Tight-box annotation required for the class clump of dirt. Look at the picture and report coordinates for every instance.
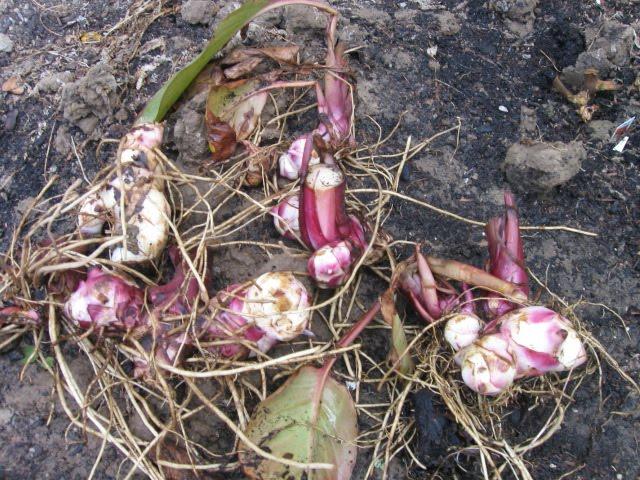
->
[181,0,218,25]
[34,71,74,95]
[503,140,586,192]
[169,91,210,166]
[561,20,636,88]
[490,0,538,37]
[60,63,118,135]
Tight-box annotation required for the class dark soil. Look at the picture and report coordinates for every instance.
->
[1,0,639,478]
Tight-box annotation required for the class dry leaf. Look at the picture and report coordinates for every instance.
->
[2,77,24,95]
[79,31,102,43]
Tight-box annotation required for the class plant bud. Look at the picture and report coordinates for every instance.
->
[315,42,354,147]
[78,192,107,236]
[63,268,144,332]
[444,313,483,351]
[124,123,164,150]
[307,240,354,288]
[455,334,516,396]
[278,137,320,180]
[110,188,171,263]
[270,194,300,239]
[485,192,529,317]
[498,306,587,377]
[300,163,364,251]
[244,272,310,342]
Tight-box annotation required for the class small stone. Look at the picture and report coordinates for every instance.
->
[0,408,12,426]
[54,125,72,155]
[432,11,461,36]
[77,116,99,135]
[351,6,391,24]
[428,59,440,72]
[0,33,13,53]
[562,20,636,89]
[490,0,538,37]
[181,0,216,25]
[35,71,74,94]
[3,110,18,131]
[15,196,36,216]
[498,105,509,112]
[114,108,129,122]
[170,91,210,165]
[61,63,117,136]
[169,36,192,54]
[502,141,586,192]
[587,120,615,143]
[284,5,326,33]
[519,105,537,139]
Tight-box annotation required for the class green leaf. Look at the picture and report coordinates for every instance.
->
[19,345,54,369]
[136,0,337,125]
[239,365,357,480]
[20,345,37,366]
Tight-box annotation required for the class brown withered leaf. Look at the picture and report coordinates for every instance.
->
[222,45,299,65]
[2,77,24,95]
[223,56,264,80]
[256,45,299,63]
[220,45,300,80]
[205,109,237,162]
[583,68,622,94]
[152,438,219,480]
[185,64,226,99]
[79,31,102,43]
[207,79,268,139]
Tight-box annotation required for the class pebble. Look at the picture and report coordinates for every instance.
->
[503,140,586,192]
[181,0,216,25]
[0,33,13,53]
[3,110,18,130]
[498,105,509,112]
[0,408,13,426]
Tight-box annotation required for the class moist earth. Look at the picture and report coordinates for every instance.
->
[1,0,639,479]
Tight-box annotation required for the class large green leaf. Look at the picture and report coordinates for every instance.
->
[239,365,357,480]
[136,0,336,125]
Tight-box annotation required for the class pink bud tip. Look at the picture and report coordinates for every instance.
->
[278,137,320,180]
[308,240,355,288]
[300,163,359,251]
[485,192,529,317]
[270,194,300,240]
[316,42,354,147]
[148,246,202,315]
[444,313,483,351]
[63,268,144,332]
[455,334,516,395]
[125,123,164,150]
[498,306,587,377]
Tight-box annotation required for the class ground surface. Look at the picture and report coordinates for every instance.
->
[1,0,639,478]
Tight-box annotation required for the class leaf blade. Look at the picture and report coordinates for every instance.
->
[240,365,357,480]
[136,0,336,125]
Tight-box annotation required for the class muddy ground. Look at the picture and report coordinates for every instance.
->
[1,0,639,478]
